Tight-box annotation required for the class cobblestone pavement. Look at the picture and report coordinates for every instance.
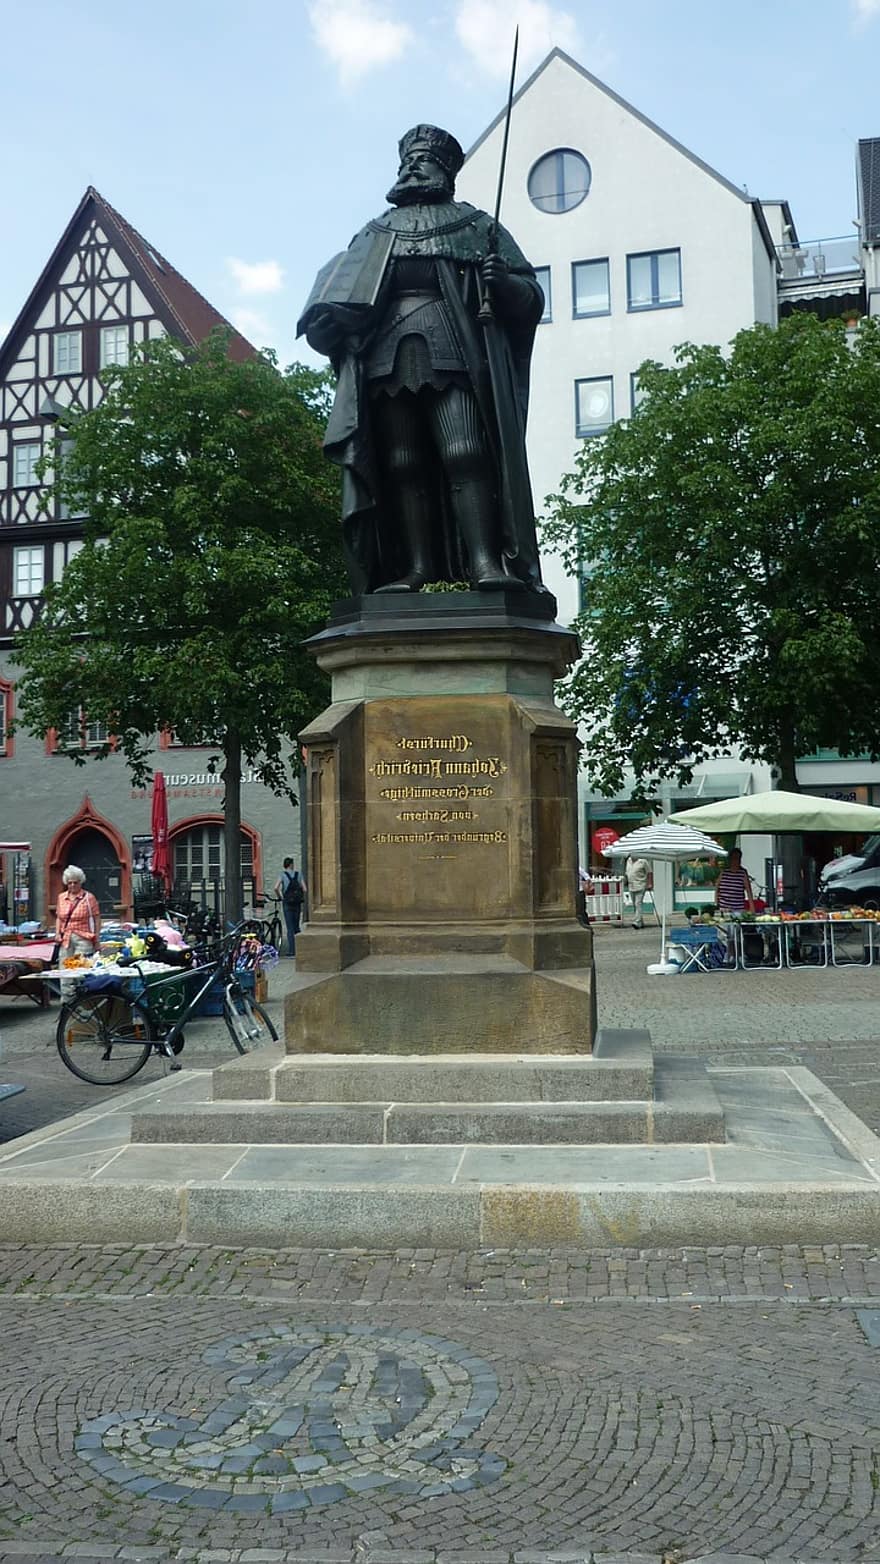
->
[597,926,880,1137]
[3,1243,880,1562]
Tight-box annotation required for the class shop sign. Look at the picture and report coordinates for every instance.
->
[822,786,868,805]
[592,825,620,855]
[129,771,262,801]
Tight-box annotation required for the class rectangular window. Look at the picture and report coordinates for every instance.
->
[575,377,614,438]
[58,708,110,749]
[630,370,647,413]
[84,716,110,747]
[13,546,43,597]
[572,258,610,318]
[12,442,40,486]
[58,437,88,520]
[534,266,552,323]
[627,248,682,311]
[100,325,129,367]
[54,330,82,374]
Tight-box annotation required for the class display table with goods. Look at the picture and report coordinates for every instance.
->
[723,909,880,971]
[48,921,280,1086]
[0,938,58,1007]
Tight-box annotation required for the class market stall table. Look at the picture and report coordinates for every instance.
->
[0,940,56,1007]
[728,915,878,971]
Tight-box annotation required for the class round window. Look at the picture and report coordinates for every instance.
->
[528,148,591,214]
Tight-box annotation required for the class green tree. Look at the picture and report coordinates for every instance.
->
[543,313,880,799]
[13,331,346,920]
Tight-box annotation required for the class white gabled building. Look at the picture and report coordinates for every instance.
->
[459,51,880,900]
[457,49,780,887]
[458,48,779,624]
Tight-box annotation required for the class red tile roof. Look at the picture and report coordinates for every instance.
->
[89,188,257,362]
[0,186,258,374]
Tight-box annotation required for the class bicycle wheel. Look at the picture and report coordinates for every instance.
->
[222,988,279,1054]
[56,992,156,1085]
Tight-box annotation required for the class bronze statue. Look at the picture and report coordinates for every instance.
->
[297,124,548,596]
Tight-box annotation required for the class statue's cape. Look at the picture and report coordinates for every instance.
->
[297,201,544,593]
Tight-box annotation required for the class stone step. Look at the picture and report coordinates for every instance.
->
[130,1088,723,1147]
[211,1029,654,1105]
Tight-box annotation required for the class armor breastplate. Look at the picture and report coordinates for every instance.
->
[366,257,466,381]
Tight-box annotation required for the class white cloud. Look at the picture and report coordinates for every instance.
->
[308,0,413,84]
[853,0,880,21]
[230,306,274,344]
[453,0,579,77]
[227,258,284,295]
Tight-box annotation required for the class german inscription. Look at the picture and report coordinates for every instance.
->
[368,732,508,847]
[362,696,515,917]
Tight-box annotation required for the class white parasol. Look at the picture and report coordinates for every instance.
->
[602,821,728,963]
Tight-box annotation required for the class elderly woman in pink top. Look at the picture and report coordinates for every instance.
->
[55,865,100,993]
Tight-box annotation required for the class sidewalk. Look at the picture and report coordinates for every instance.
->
[2,941,880,1559]
[1,1240,880,1561]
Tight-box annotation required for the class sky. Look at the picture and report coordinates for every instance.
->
[1,0,879,361]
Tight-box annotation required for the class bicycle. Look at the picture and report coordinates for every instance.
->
[55,921,279,1086]
[244,895,283,954]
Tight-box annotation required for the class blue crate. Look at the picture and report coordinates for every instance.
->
[194,967,254,1017]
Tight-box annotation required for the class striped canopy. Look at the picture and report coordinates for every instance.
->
[601,821,727,967]
[601,820,728,863]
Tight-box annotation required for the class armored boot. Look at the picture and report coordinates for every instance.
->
[374,483,436,592]
[435,386,525,592]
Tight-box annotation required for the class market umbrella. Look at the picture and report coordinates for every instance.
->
[602,821,728,963]
[150,770,171,894]
[668,789,880,834]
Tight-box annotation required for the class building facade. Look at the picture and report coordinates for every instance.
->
[0,189,301,925]
[458,51,880,895]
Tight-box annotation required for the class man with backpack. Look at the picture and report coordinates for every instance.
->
[273,857,307,957]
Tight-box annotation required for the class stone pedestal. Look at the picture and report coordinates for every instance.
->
[286,592,595,1054]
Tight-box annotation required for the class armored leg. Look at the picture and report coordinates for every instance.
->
[370,393,436,592]
[430,386,521,590]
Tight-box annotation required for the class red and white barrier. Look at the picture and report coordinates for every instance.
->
[583,875,625,924]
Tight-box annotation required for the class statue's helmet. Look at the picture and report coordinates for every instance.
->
[397,124,465,181]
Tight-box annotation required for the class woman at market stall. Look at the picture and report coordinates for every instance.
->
[714,848,755,916]
[55,865,100,997]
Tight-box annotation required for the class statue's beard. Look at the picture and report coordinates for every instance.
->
[387,176,450,206]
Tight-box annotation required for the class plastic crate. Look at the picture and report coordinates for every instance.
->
[194,967,255,1017]
[139,967,202,1025]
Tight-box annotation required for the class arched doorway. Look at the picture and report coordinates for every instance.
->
[45,797,129,919]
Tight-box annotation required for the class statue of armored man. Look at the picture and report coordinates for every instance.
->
[297,124,549,597]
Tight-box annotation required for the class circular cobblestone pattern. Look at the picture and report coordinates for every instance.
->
[75,1322,504,1513]
[4,1286,880,1556]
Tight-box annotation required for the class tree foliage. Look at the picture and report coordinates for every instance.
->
[543,313,880,797]
[13,331,347,915]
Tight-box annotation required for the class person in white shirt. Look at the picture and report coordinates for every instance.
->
[625,855,650,929]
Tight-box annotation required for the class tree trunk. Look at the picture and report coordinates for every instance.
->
[776,718,803,907]
[778,721,799,793]
[222,728,242,927]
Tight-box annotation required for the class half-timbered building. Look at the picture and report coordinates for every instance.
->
[0,189,299,924]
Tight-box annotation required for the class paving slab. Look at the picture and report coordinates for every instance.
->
[1,1061,880,1246]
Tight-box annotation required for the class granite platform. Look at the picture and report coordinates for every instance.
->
[1,1028,879,1249]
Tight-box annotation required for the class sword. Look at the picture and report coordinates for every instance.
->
[477,26,519,323]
